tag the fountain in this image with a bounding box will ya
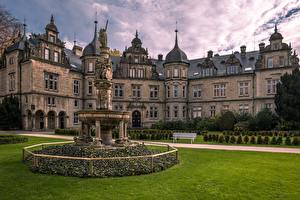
[74,25,130,147]
[22,22,178,177]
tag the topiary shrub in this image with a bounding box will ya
[218,135,224,143]
[237,135,243,144]
[257,135,263,144]
[263,136,269,144]
[244,135,249,144]
[250,136,256,144]
[229,136,236,144]
[271,136,277,145]
[285,137,292,145]
[225,135,230,143]
[203,134,209,142]
[216,111,236,131]
[292,137,299,146]
[276,136,283,145]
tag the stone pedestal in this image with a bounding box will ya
[101,129,112,145]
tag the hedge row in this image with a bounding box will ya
[25,144,178,177]
[0,135,28,144]
[204,134,300,145]
[222,130,300,137]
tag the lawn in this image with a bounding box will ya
[0,136,299,200]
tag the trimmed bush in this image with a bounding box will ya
[250,136,256,144]
[263,136,269,144]
[271,136,277,145]
[285,137,292,145]
[253,108,279,131]
[293,137,300,146]
[237,135,243,144]
[229,136,236,144]
[257,136,263,144]
[0,135,28,144]
[218,135,224,143]
[225,135,230,143]
[276,136,283,145]
[244,135,249,144]
[203,134,209,142]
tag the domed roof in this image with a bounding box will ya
[82,21,101,56]
[45,15,58,33]
[131,30,142,47]
[165,30,188,64]
[270,24,283,41]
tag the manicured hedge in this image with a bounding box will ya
[203,133,300,146]
[25,144,178,177]
[222,130,300,137]
[0,135,28,144]
[128,129,199,140]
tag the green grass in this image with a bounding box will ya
[0,136,300,200]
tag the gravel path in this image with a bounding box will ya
[1,131,300,154]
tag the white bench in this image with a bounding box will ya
[172,133,197,144]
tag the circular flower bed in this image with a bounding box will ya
[23,142,178,178]
[0,135,28,145]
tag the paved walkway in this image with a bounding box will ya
[1,131,300,154]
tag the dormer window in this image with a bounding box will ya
[202,68,213,77]
[134,56,139,63]
[49,35,55,43]
[227,66,239,74]
[88,62,94,72]
[44,48,50,60]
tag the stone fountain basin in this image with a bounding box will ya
[77,110,130,125]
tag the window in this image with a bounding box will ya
[166,106,170,118]
[73,80,79,95]
[45,73,58,91]
[134,57,138,63]
[279,56,284,67]
[137,69,144,78]
[267,79,279,94]
[47,97,55,106]
[227,66,238,74]
[182,106,186,118]
[210,106,216,117]
[49,35,55,43]
[239,82,249,96]
[182,69,187,77]
[166,86,170,98]
[182,85,186,98]
[129,68,135,78]
[88,81,93,95]
[9,57,14,65]
[73,113,79,124]
[202,68,213,77]
[193,85,202,98]
[265,103,273,109]
[114,84,123,97]
[44,48,50,60]
[9,73,15,91]
[150,106,158,118]
[114,104,123,110]
[150,86,158,98]
[239,104,249,114]
[214,84,226,97]
[88,62,94,72]
[174,68,179,77]
[74,99,79,108]
[193,107,202,118]
[132,85,141,98]
[173,85,179,98]
[167,69,171,78]
[223,105,229,111]
[267,58,273,68]
[88,103,93,109]
[54,51,59,62]
[174,106,178,118]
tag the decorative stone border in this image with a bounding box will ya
[23,141,179,177]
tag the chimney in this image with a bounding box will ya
[158,54,163,61]
[207,50,213,58]
[72,45,83,57]
[259,42,265,52]
[240,45,246,57]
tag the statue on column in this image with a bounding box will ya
[99,20,108,48]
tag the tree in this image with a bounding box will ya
[216,111,236,131]
[0,95,21,129]
[254,108,278,130]
[0,6,21,55]
[275,69,300,124]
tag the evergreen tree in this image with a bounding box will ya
[237,135,243,144]
[285,137,292,145]
[229,136,236,144]
[250,135,256,144]
[244,135,249,144]
[275,69,300,124]
[271,136,277,145]
[0,95,21,130]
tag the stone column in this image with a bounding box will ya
[124,122,128,139]
[95,120,101,139]
[32,115,35,130]
[44,116,48,130]
[119,121,124,139]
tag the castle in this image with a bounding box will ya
[0,15,299,130]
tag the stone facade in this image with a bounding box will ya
[0,17,299,130]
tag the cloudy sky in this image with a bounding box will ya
[2,0,300,59]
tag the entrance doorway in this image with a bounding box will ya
[132,110,141,128]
